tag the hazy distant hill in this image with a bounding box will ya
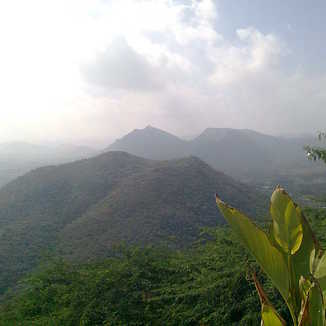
[108,125,188,160]
[0,142,96,188]
[190,128,315,178]
[190,128,272,176]
[107,126,320,180]
[0,151,263,294]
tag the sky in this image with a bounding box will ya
[0,0,325,146]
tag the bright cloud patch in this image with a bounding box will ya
[0,0,325,143]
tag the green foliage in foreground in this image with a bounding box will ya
[0,229,289,326]
[1,207,325,325]
[305,131,326,164]
[217,187,326,325]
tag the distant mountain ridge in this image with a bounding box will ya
[0,151,264,294]
[108,125,188,160]
[107,126,320,180]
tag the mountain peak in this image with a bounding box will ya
[107,125,187,160]
[197,127,274,141]
[141,125,173,135]
[127,125,171,137]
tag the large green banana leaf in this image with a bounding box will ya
[216,195,289,299]
[270,188,319,315]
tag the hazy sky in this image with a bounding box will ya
[0,0,325,145]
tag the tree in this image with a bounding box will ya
[305,132,326,163]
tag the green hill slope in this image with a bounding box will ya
[0,152,264,294]
[58,156,263,261]
[0,152,152,294]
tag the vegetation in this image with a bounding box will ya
[58,156,264,262]
[0,130,325,324]
[305,132,326,164]
[0,205,325,324]
[0,152,263,295]
[0,152,152,295]
[0,228,289,325]
[217,187,326,325]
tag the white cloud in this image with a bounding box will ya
[209,27,286,86]
[237,27,284,68]
[0,0,325,143]
[82,37,164,91]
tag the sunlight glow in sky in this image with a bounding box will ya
[0,0,325,144]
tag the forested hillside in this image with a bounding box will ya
[1,207,325,325]
[0,228,286,325]
[0,151,264,295]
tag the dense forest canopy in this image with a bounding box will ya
[1,208,326,325]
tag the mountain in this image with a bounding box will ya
[107,126,321,180]
[190,128,311,177]
[107,125,189,160]
[0,142,97,188]
[0,151,264,294]
[190,128,272,176]
[58,156,263,261]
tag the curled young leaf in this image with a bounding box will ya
[270,187,303,255]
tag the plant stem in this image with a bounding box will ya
[288,253,298,326]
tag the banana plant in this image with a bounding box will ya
[216,186,326,325]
